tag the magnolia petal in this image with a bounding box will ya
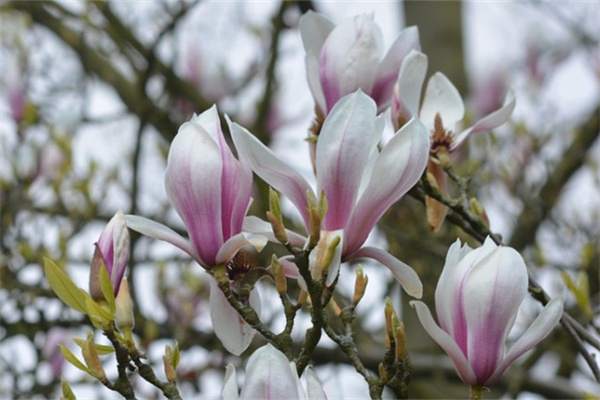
[240,344,300,400]
[124,214,202,266]
[305,55,327,115]
[165,122,224,265]
[319,15,383,111]
[487,297,563,386]
[209,278,257,356]
[371,26,420,111]
[393,50,428,126]
[411,301,477,385]
[299,11,335,60]
[98,210,130,293]
[350,246,422,298]
[345,118,428,254]
[462,246,528,383]
[305,367,327,400]
[242,216,307,247]
[222,364,240,400]
[215,232,268,265]
[420,72,464,132]
[317,91,378,230]
[451,88,516,150]
[231,123,313,229]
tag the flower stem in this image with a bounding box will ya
[469,385,484,400]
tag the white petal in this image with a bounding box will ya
[487,297,563,386]
[304,367,327,400]
[316,91,378,230]
[451,88,516,150]
[222,364,240,400]
[240,344,300,400]
[394,50,428,120]
[410,301,477,385]
[209,278,257,356]
[242,216,307,247]
[349,246,422,299]
[215,232,268,265]
[124,214,202,266]
[420,72,464,132]
[231,123,314,229]
[299,11,335,59]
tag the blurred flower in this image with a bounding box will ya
[222,343,326,400]
[232,91,428,298]
[300,11,419,116]
[125,106,267,355]
[411,237,563,387]
[89,210,130,300]
[42,327,72,380]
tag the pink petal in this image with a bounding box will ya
[462,246,528,384]
[371,26,420,111]
[231,123,313,230]
[240,344,301,399]
[165,121,224,265]
[98,210,130,292]
[411,301,477,385]
[124,214,202,266]
[420,72,464,132]
[209,277,258,356]
[451,88,516,150]
[344,118,429,254]
[487,297,563,386]
[317,91,379,230]
[349,246,422,299]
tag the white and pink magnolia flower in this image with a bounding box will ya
[232,91,429,298]
[125,106,267,355]
[300,11,420,116]
[392,50,516,152]
[410,237,563,387]
[90,210,130,298]
[221,343,327,400]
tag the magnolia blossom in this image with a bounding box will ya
[125,106,267,355]
[232,91,429,298]
[300,11,420,116]
[221,343,326,400]
[411,237,563,387]
[89,210,130,299]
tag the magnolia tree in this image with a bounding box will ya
[1,1,599,399]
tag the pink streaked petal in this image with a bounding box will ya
[393,50,428,124]
[240,344,300,400]
[242,216,307,247]
[344,118,428,254]
[222,364,239,400]
[215,232,268,265]
[124,214,203,266]
[371,26,420,111]
[486,297,563,386]
[209,277,258,356]
[411,301,477,385]
[317,91,378,230]
[420,72,464,132]
[463,247,528,383]
[451,88,516,150]
[165,122,223,265]
[350,246,422,299]
[108,211,129,292]
[231,123,313,230]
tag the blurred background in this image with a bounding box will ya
[1,1,598,398]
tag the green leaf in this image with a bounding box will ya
[60,345,90,374]
[44,258,87,314]
[73,338,115,355]
[61,379,77,400]
[99,264,116,314]
[85,297,113,329]
[172,341,180,369]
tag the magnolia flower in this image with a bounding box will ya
[125,106,267,355]
[89,210,130,299]
[300,11,420,116]
[221,343,326,400]
[411,237,563,387]
[392,50,516,231]
[232,91,429,298]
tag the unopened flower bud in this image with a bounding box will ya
[469,197,490,228]
[266,211,288,245]
[163,345,177,383]
[82,333,107,382]
[115,279,134,333]
[384,298,396,342]
[270,256,287,294]
[352,267,368,306]
[394,320,406,359]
